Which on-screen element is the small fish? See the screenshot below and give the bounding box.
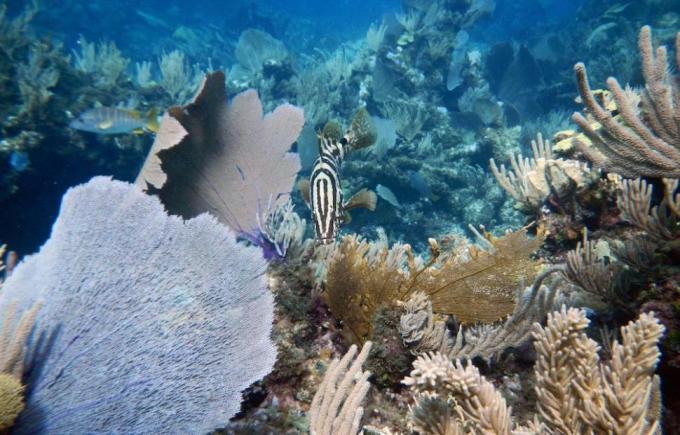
[70,107,159,135]
[299,109,378,244]
[376,184,400,208]
[408,170,440,202]
[9,151,29,172]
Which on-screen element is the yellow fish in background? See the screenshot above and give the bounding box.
[69,107,160,135]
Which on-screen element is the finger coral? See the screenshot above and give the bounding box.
[0,176,277,434]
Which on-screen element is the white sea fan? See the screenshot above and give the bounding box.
[0,177,277,434]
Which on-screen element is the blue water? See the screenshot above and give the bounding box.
[0,0,676,254]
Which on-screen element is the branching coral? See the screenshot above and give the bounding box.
[366,22,387,53]
[324,234,414,343]
[380,99,428,142]
[310,342,373,435]
[571,26,680,178]
[16,42,59,114]
[490,133,595,211]
[72,36,129,88]
[400,269,562,362]
[402,353,516,434]
[617,177,679,242]
[0,373,23,431]
[399,291,450,356]
[562,229,631,310]
[533,307,663,434]
[256,198,308,260]
[0,0,38,57]
[158,50,203,103]
[445,270,561,362]
[401,307,664,434]
[0,300,42,379]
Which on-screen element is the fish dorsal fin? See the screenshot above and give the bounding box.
[97,120,114,130]
[128,110,143,120]
[145,108,160,133]
[318,134,346,160]
[344,188,377,211]
[297,179,311,208]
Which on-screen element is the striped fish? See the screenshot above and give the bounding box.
[299,132,377,244]
[69,107,159,135]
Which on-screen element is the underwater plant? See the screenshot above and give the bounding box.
[0,177,277,433]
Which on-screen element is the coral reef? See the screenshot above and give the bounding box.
[401,307,664,434]
[2,1,680,434]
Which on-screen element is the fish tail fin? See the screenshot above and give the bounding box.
[145,108,160,133]
[344,188,377,211]
[297,179,311,207]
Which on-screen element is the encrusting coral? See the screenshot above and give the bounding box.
[571,26,680,178]
[400,307,664,434]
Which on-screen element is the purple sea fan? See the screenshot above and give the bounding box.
[0,176,277,434]
[135,71,305,250]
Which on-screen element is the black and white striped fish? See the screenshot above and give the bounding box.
[299,132,377,244]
